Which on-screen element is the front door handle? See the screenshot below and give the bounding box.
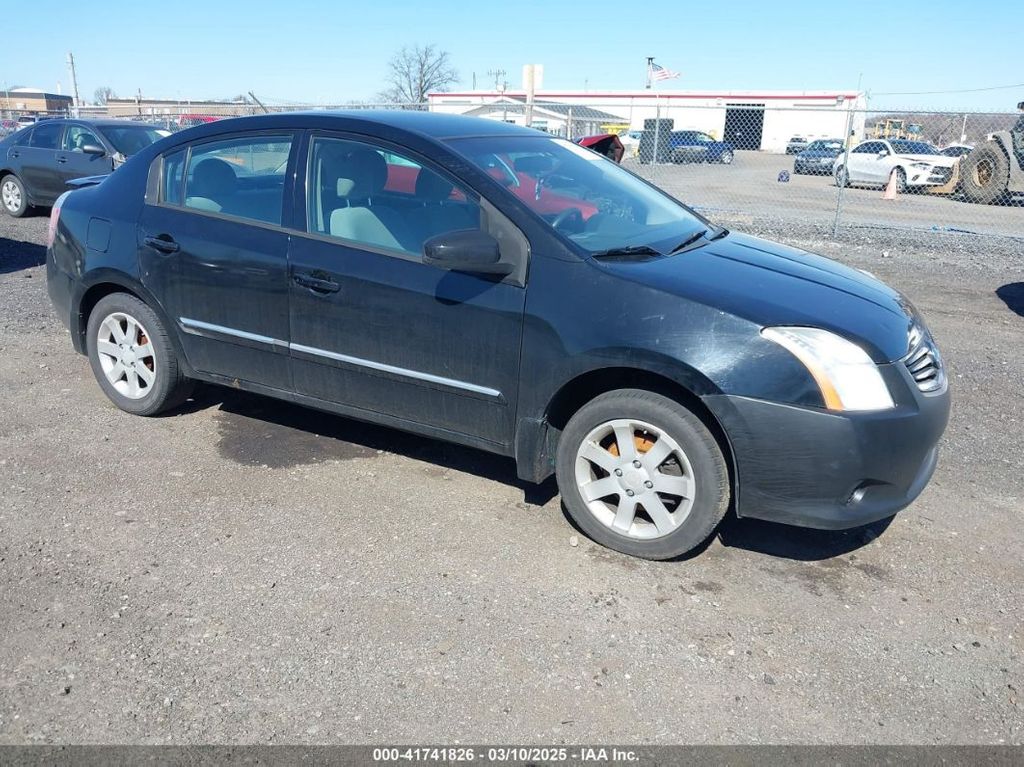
[56,156,68,164]
[293,273,340,294]
[143,234,180,254]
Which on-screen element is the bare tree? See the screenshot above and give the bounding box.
[93,86,116,105]
[379,45,458,107]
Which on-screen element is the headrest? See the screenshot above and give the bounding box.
[415,170,454,201]
[322,147,388,199]
[190,158,237,199]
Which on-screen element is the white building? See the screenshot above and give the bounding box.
[428,90,868,153]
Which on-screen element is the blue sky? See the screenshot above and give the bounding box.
[4,0,1023,112]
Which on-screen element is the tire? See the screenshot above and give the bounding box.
[894,167,908,194]
[719,150,734,165]
[834,165,849,188]
[959,142,1010,204]
[86,293,194,416]
[555,389,730,560]
[1,174,28,218]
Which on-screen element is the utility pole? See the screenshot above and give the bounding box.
[248,91,269,114]
[487,69,507,93]
[136,88,143,117]
[66,51,81,117]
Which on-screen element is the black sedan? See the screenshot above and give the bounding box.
[46,112,949,560]
[1,119,168,217]
[793,138,845,175]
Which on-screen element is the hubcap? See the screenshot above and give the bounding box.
[95,312,156,400]
[1,180,20,211]
[574,418,696,540]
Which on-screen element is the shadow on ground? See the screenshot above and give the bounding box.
[996,282,1024,317]
[716,513,894,561]
[174,385,558,507]
[172,384,892,562]
[0,234,46,275]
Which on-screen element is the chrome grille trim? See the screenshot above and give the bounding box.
[903,324,944,393]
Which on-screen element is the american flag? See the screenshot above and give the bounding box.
[650,62,680,82]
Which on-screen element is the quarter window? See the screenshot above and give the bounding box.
[162,149,186,205]
[29,123,62,149]
[307,136,480,257]
[180,135,293,225]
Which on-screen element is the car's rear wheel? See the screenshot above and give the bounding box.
[555,389,730,560]
[86,293,193,416]
[1,174,28,218]
[719,150,734,165]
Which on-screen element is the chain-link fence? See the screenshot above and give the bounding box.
[4,99,1021,241]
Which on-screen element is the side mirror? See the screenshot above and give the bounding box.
[877,149,889,158]
[423,230,513,276]
[81,144,106,156]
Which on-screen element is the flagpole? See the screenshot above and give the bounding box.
[645,57,654,90]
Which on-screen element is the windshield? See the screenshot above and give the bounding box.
[890,140,938,156]
[808,140,843,151]
[449,135,707,254]
[101,125,167,156]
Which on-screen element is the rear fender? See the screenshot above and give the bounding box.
[73,270,193,373]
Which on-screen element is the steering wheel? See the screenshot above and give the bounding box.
[551,207,584,234]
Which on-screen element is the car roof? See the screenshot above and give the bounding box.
[166,111,544,142]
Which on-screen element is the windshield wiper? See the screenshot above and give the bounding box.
[590,244,664,259]
[668,229,710,254]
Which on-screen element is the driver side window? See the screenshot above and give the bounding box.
[63,126,102,153]
[306,136,482,258]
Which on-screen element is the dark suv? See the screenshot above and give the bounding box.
[45,112,949,560]
[0,119,168,217]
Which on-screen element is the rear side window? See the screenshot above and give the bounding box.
[29,123,62,149]
[177,135,293,225]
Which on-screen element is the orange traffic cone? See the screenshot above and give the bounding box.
[883,169,899,199]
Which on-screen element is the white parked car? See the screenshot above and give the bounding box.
[834,139,957,192]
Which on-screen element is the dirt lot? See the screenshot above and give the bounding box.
[0,210,1022,745]
[630,152,1023,239]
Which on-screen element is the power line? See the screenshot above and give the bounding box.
[871,82,1024,96]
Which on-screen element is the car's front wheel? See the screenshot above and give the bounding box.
[835,165,849,187]
[555,389,730,560]
[719,150,734,165]
[86,293,194,416]
[1,174,28,218]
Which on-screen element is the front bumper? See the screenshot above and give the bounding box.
[704,363,950,530]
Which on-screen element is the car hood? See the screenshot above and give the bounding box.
[900,153,956,166]
[799,149,841,158]
[593,231,913,362]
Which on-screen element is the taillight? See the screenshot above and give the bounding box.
[47,191,71,249]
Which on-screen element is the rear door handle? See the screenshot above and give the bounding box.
[56,156,68,164]
[293,273,340,294]
[143,234,180,254]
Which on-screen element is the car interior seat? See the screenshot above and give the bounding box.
[185,158,237,213]
[327,148,415,252]
[407,169,479,241]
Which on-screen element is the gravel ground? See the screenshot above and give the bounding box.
[0,210,1022,745]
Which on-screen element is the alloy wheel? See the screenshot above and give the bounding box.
[1,180,21,212]
[95,312,157,400]
[574,418,696,540]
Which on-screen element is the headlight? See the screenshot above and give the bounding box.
[761,327,895,411]
[910,162,931,169]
